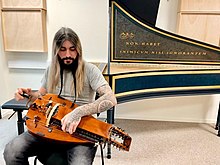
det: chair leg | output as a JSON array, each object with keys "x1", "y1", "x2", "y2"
[
  {"x1": 100, "y1": 144, "x2": 105, "y2": 165},
  {"x1": 106, "y1": 107, "x2": 115, "y2": 159},
  {"x1": 0, "y1": 107, "x2": 2, "y2": 119},
  {"x1": 34, "y1": 156, "x2": 38, "y2": 165},
  {"x1": 215, "y1": 103, "x2": 220, "y2": 137}
]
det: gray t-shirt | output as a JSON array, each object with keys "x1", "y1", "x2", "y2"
[{"x1": 41, "y1": 61, "x2": 108, "y2": 106}]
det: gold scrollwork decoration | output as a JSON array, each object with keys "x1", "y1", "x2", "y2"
[{"x1": 120, "y1": 32, "x2": 135, "y2": 40}]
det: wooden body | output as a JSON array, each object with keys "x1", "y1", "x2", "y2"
[
  {"x1": 25, "y1": 94, "x2": 131, "y2": 151},
  {"x1": 26, "y1": 94, "x2": 112, "y2": 143}
]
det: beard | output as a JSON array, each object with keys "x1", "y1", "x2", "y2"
[{"x1": 58, "y1": 55, "x2": 79, "y2": 72}]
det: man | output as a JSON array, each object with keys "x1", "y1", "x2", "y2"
[{"x1": 4, "y1": 27, "x2": 117, "y2": 165}]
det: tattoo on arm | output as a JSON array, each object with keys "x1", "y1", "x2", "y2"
[
  {"x1": 98, "y1": 100, "x2": 114, "y2": 113},
  {"x1": 69, "y1": 84, "x2": 117, "y2": 121}
]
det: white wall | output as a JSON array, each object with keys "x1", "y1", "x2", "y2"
[
  {"x1": 0, "y1": 0, "x2": 219, "y2": 123},
  {"x1": 156, "y1": 0, "x2": 180, "y2": 32}
]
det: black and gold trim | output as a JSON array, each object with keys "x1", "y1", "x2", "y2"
[
  {"x1": 105, "y1": 69, "x2": 220, "y2": 103},
  {"x1": 110, "y1": 1, "x2": 220, "y2": 65}
]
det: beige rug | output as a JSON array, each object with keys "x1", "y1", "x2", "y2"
[{"x1": 0, "y1": 112, "x2": 220, "y2": 165}]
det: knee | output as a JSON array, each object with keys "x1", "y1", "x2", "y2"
[
  {"x1": 4, "y1": 142, "x2": 14, "y2": 162},
  {"x1": 4, "y1": 141, "x2": 21, "y2": 162}
]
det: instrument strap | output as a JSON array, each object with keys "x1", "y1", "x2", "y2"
[
  {"x1": 58, "y1": 68, "x2": 64, "y2": 96},
  {"x1": 58, "y1": 68, "x2": 77, "y2": 103},
  {"x1": 72, "y1": 73, "x2": 77, "y2": 103}
]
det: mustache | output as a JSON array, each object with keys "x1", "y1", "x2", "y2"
[{"x1": 61, "y1": 57, "x2": 75, "y2": 61}]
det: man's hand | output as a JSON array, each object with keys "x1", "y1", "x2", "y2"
[
  {"x1": 61, "y1": 111, "x2": 81, "y2": 134},
  {"x1": 15, "y1": 88, "x2": 32, "y2": 101}
]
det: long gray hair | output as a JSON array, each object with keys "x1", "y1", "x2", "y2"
[{"x1": 47, "y1": 27, "x2": 85, "y2": 97}]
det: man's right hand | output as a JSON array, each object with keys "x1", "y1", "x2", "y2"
[{"x1": 15, "y1": 88, "x2": 32, "y2": 101}]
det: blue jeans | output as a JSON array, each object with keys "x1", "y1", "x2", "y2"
[{"x1": 3, "y1": 131, "x2": 97, "y2": 165}]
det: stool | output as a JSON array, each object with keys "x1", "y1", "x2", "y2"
[{"x1": 1, "y1": 98, "x2": 28, "y2": 135}]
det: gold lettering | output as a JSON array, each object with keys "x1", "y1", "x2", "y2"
[
  {"x1": 124, "y1": 42, "x2": 161, "y2": 46},
  {"x1": 119, "y1": 50, "x2": 207, "y2": 56}
]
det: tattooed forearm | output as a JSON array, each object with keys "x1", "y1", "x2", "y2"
[
  {"x1": 98, "y1": 100, "x2": 114, "y2": 113},
  {"x1": 68, "y1": 84, "x2": 117, "y2": 121}
]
